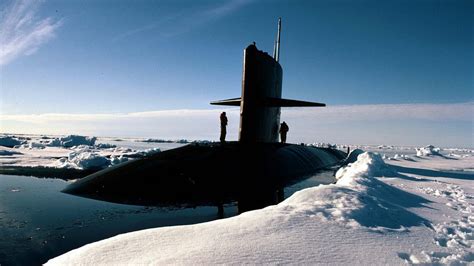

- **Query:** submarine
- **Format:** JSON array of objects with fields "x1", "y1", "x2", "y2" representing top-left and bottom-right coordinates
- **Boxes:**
[{"x1": 63, "y1": 19, "x2": 346, "y2": 211}]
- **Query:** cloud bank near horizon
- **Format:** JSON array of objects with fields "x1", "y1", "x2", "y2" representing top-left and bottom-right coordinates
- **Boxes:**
[
  {"x1": 1, "y1": 102, "x2": 472, "y2": 147},
  {"x1": 0, "y1": 0, "x2": 62, "y2": 66}
]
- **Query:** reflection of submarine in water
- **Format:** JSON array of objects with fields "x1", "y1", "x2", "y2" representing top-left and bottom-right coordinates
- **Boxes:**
[{"x1": 63, "y1": 19, "x2": 346, "y2": 211}]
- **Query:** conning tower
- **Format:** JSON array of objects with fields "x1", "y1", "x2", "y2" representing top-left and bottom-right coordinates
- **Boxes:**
[{"x1": 211, "y1": 18, "x2": 325, "y2": 143}]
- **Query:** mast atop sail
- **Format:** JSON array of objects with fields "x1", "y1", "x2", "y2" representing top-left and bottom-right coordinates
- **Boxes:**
[{"x1": 273, "y1": 18, "x2": 282, "y2": 62}]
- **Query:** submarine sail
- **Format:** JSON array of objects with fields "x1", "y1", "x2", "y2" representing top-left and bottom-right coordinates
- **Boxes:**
[{"x1": 211, "y1": 18, "x2": 325, "y2": 143}]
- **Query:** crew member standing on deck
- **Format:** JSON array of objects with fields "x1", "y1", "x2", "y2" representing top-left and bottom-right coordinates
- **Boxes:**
[
  {"x1": 279, "y1": 121, "x2": 289, "y2": 143},
  {"x1": 220, "y1": 112, "x2": 228, "y2": 143}
]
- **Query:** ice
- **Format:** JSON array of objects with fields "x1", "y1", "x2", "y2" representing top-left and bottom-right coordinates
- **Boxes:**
[
  {"x1": 377, "y1": 145, "x2": 394, "y2": 149},
  {"x1": 110, "y1": 155, "x2": 129, "y2": 165},
  {"x1": 111, "y1": 147, "x2": 134, "y2": 153},
  {"x1": 0, "y1": 135, "x2": 165, "y2": 173},
  {"x1": 53, "y1": 135, "x2": 97, "y2": 148},
  {"x1": 336, "y1": 151, "x2": 396, "y2": 183},
  {"x1": 0, "y1": 136, "x2": 25, "y2": 147},
  {"x1": 416, "y1": 145, "x2": 441, "y2": 156},
  {"x1": 17, "y1": 142, "x2": 47, "y2": 149},
  {"x1": 11, "y1": 135, "x2": 98, "y2": 149},
  {"x1": 54, "y1": 149, "x2": 111, "y2": 170},
  {"x1": 95, "y1": 143, "x2": 117, "y2": 149},
  {"x1": 307, "y1": 142, "x2": 337, "y2": 149},
  {"x1": 383, "y1": 153, "x2": 414, "y2": 161},
  {"x1": 130, "y1": 147, "x2": 161, "y2": 157},
  {"x1": 50, "y1": 146, "x2": 160, "y2": 170}
]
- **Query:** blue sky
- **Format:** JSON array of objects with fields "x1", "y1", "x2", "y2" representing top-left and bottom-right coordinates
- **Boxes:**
[{"x1": 0, "y1": 0, "x2": 473, "y2": 146}]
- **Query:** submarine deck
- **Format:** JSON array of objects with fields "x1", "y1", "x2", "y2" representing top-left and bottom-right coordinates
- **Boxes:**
[{"x1": 63, "y1": 142, "x2": 346, "y2": 206}]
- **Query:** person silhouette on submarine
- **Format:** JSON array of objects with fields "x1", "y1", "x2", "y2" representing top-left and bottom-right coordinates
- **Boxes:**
[
  {"x1": 279, "y1": 121, "x2": 289, "y2": 143},
  {"x1": 220, "y1": 112, "x2": 228, "y2": 143}
]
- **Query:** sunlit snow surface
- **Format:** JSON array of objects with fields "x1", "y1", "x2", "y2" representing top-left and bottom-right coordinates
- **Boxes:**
[
  {"x1": 0, "y1": 134, "x2": 184, "y2": 173},
  {"x1": 43, "y1": 142, "x2": 473, "y2": 265}
]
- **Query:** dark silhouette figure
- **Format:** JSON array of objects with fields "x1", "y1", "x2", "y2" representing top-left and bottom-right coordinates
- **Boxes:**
[
  {"x1": 220, "y1": 112, "x2": 228, "y2": 143},
  {"x1": 279, "y1": 121, "x2": 289, "y2": 143}
]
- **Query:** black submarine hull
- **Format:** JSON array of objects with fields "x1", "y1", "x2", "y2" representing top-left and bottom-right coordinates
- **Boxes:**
[{"x1": 63, "y1": 142, "x2": 346, "y2": 207}]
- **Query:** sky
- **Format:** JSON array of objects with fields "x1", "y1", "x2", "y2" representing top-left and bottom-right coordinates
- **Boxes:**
[{"x1": 0, "y1": 0, "x2": 473, "y2": 147}]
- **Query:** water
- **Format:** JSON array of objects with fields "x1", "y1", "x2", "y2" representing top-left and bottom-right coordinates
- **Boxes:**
[{"x1": 0, "y1": 169, "x2": 336, "y2": 265}]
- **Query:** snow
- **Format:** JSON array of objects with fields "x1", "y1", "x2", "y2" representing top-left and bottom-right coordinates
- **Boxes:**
[
  {"x1": 47, "y1": 150, "x2": 474, "y2": 265},
  {"x1": 416, "y1": 145, "x2": 442, "y2": 157},
  {"x1": 307, "y1": 142, "x2": 337, "y2": 149},
  {"x1": 335, "y1": 152, "x2": 397, "y2": 183},
  {"x1": 50, "y1": 146, "x2": 161, "y2": 170},
  {"x1": 12, "y1": 135, "x2": 98, "y2": 148},
  {"x1": 53, "y1": 148, "x2": 111, "y2": 170},
  {"x1": 0, "y1": 135, "x2": 166, "y2": 171},
  {"x1": 94, "y1": 143, "x2": 117, "y2": 149},
  {"x1": 17, "y1": 141, "x2": 47, "y2": 149},
  {"x1": 54, "y1": 135, "x2": 97, "y2": 148}
]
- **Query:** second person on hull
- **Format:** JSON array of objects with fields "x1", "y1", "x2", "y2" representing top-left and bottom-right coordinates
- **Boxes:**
[{"x1": 279, "y1": 121, "x2": 289, "y2": 143}]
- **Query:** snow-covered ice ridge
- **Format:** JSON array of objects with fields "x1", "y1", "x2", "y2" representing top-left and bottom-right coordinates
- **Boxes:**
[
  {"x1": 0, "y1": 134, "x2": 162, "y2": 171},
  {"x1": 47, "y1": 150, "x2": 473, "y2": 265}
]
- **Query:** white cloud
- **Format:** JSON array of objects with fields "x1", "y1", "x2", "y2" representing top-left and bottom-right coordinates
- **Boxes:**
[
  {"x1": 114, "y1": 0, "x2": 253, "y2": 41},
  {"x1": 1, "y1": 102, "x2": 472, "y2": 147},
  {"x1": 0, "y1": 0, "x2": 62, "y2": 65},
  {"x1": 282, "y1": 102, "x2": 473, "y2": 122}
]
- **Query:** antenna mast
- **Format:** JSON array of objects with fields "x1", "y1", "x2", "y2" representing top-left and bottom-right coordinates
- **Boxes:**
[{"x1": 273, "y1": 18, "x2": 282, "y2": 62}]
